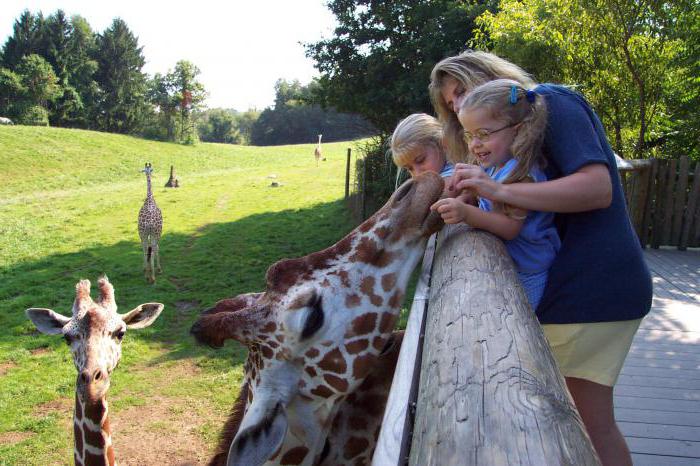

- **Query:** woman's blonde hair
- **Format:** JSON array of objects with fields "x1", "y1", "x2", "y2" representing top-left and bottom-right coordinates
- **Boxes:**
[
  {"x1": 459, "y1": 79, "x2": 547, "y2": 185},
  {"x1": 429, "y1": 50, "x2": 537, "y2": 163},
  {"x1": 390, "y1": 113, "x2": 445, "y2": 168}
]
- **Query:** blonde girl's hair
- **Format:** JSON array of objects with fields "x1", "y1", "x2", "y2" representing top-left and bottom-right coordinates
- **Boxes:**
[
  {"x1": 390, "y1": 113, "x2": 445, "y2": 168},
  {"x1": 429, "y1": 50, "x2": 537, "y2": 163},
  {"x1": 459, "y1": 79, "x2": 548, "y2": 185}
]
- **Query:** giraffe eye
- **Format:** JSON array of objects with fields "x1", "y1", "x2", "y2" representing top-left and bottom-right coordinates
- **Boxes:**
[
  {"x1": 301, "y1": 294, "x2": 324, "y2": 340},
  {"x1": 114, "y1": 329, "x2": 126, "y2": 341},
  {"x1": 63, "y1": 333, "x2": 74, "y2": 345}
]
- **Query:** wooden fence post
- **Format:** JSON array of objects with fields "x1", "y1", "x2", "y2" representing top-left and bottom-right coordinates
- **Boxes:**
[
  {"x1": 680, "y1": 163, "x2": 700, "y2": 250},
  {"x1": 408, "y1": 225, "x2": 600, "y2": 466},
  {"x1": 345, "y1": 148, "x2": 351, "y2": 200}
]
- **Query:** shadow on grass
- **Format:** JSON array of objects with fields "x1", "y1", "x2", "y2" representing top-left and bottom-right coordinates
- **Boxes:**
[{"x1": 0, "y1": 199, "x2": 356, "y2": 367}]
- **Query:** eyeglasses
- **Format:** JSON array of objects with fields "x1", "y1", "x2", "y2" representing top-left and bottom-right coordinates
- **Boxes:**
[{"x1": 463, "y1": 123, "x2": 517, "y2": 143}]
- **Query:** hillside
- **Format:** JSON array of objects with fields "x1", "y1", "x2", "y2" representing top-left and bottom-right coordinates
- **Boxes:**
[{"x1": 0, "y1": 125, "x2": 362, "y2": 464}]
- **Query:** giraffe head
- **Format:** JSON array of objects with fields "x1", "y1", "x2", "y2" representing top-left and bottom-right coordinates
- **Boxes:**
[
  {"x1": 141, "y1": 162, "x2": 154, "y2": 176},
  {"x1": 26, "y1": 276, "x2": 164, "y2": 403},
  {"x1": 191, "y1": 172, "x2": 444, "y2": 466}
]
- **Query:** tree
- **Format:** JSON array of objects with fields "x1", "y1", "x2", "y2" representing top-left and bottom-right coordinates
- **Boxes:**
[
  {"x1": 305, "y1": 0, "x2": 497, "y2": 134},
  {"x1": 92, "y1": 18, "x2": 148, "y2": 133},
  {"x1": 170, "y1": 60, "x2": 207, "y2": 144},
  {"x1": 0, "y1": 67, "x2": 25, "y2": 118},
  {"x1": 1, "y1": 10, "x2": 45, "y2": 69},
  {"x1": 474, "y1": 0, "x2": 694, "y2": 159},
  {"x1": 198, "y1": 108, "x2": 239, "y2": 143},
  {"x1": 14, "y1": 54, "x2": 61, "y2": 125}
]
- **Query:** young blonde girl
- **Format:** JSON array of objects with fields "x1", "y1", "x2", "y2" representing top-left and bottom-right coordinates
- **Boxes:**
[
  {"x1": 432, "y1": 79, "x2": 560, "y2": 310},
  {"x1": 390, "y1": 113, "x2": 454, "y2": 179},
  {"x1": 429, "y1": 50, "x2": 652, "y2": 466}
]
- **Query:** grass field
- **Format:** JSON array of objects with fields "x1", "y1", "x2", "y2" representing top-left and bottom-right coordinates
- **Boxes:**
[{"x1": 0, "y1": 125, "x2": 376, "y2": 465}]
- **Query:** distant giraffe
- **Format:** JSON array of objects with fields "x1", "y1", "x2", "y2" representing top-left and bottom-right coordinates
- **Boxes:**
[
  {"x1": 26, "y1": 276, "x2": 164, "y2": 466},
  {"x1": 314, "y1": 134, "x2": 322, "y2": 166},
  {"x1": 138, "y1": 163, "x2": 163, "y2": 283},
  {"x1": 191, "y1": 172, "x2": 445, "y2": 466}
]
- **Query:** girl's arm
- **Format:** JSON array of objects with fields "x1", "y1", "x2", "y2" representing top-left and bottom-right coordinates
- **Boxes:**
[
  {"x1": 449, "y1": 163, "x2": 612, "y2": 213},
  {"x1": 431, "y1": 198, "x2": 525, "y2": 241}
]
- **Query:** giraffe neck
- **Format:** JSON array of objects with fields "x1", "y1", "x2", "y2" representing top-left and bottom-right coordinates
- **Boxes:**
[
  {"x1": 145, "y1": 173, "x2": 153, "y2": 201},
  {"x1": 74, "y1": 393, "x2": 115, "y2": 466}
]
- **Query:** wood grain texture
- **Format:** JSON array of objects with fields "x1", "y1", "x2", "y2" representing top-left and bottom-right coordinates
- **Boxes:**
[
  {"x1": 373, "y1": 235, "x2": 437, "y2": 466},
  {"x1": 408, "y1": 225, "x2": 599, "y2": 466}
]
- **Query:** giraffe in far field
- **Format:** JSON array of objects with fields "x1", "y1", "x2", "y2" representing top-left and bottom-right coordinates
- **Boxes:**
[
  {"x1": 191, "y1": 172, "x2": 445, "y2": 466},
  {"x1": 26, "y1": 276, "x2": 164, "y2": 466},
  {"x1": 314, "y1": 134, "x2": 322, "y2": 166},
  {"x1": 138, "y1": 162, "x2": 163, "y2": 283}
]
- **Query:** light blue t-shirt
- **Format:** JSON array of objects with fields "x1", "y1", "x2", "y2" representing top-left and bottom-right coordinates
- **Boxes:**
[
  {"x1": 440, "y1": 162, "x2": 455, "y2": 178},
  {"x1": 478, "y1": 158, "x2": 560, "y2": 275}
]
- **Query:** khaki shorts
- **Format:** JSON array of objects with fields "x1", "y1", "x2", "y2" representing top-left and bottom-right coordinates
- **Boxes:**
[{"x1": 542, "y1": 318, "x2": 643, "y2": 387}]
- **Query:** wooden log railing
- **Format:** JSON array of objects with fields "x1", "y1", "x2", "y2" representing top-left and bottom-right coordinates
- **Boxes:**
[{"x1": 374, "y1": 226, "x2": 601, "y2": 466}]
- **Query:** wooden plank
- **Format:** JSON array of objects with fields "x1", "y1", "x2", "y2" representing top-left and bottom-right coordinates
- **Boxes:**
[
  {"x1": 618, "y1": 421, "x2": 700, "y2": 442},
  {"x1": 626, "y1": 436, "x2": 700, "y2": 458},
  {"x1": 672, "y1": 156, "x2": 690, "y2": 245},
  {"x1": 652, "y1": 161, "x2": 667, "y2": 248},
  {"x1": 662, "y1": 158, "x2": 678, "y2": 245},
  {"x1": 620, "y1": 365, "x2": 700, "y2": 380},
  {"x1": 614, "y1": 384, "x2": 700, "y2": 401},
  {"x1": 640, "y1": 159, "x2": 658, "y2": 247},
  {"x1": 634, "y1": 328, "x2": 700, "y2": 344},
  {"x1": 631, "y1": 454, "x2": 700, "y2": 466},
  {"x1": 409, "y1": 227, "x2": 599, "y2": 466},
  {"x1": 617, "y1": 374, "x2": 700, "y2": 390},
  {"x1": 682, "y1": 163, "x2": 700, "y2": 249},
  {"x1": 616, "y1": 407, "x2": 700, "y2": 426},
  {"x1": 614, "y1": 395, "x2": 700, "y2": 413},
  {"x1": 623, "y1": 357, "x2": 699, "y2": 371},
  {"x1": 373, "y1": 234, "x2": 437, "y2": 466}
]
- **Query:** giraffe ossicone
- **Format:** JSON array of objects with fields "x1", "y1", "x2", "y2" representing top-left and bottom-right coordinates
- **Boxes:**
[
  {"x1": 191, "y1": 172, "x2": 445, "y2": 466},
  {"x1": 26, "y1": 276, "x2": 164, "y2": 466},
  {"x1": 138, "y1": 162, "x2": 163, "y2": 283}
]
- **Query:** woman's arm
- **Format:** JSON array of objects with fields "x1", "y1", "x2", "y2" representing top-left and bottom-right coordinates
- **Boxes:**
[
  {"x1": 431, "y1": 198, "x2": 525, "y2": 241},
  {"x1": 449, "y1": 163, "x2": 612, "y2": 213}
]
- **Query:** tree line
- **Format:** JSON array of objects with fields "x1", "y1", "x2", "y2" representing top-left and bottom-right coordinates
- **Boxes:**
[
  {"x1": 0, "y1": 9, "x2": 375, "y2": 146},
  {"x1": 306, "y1": 0, "x2": 698, "y2": 161}
]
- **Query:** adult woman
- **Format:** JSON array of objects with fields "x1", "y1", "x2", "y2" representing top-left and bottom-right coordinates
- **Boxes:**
[{"x1": 430, "y1": 50, "x2": 652, "y2": 466}]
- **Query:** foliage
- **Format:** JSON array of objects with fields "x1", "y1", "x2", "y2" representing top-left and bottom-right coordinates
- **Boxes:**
[
  {"x1": 249, "y1": 79, "x2": 375, "y2": 146},
  {"x1": 305, "y1": 0, "x2": 498, "y2": 134},
  {"x1": 473, "y1": 0, "x2": 698, "y2": 159},
  {"x1": 92, "y1": 18, "x2": 149, "y2": 134}
]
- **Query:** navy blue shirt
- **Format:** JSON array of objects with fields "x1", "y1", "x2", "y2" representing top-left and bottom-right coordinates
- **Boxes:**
[{"x1": 534, "y1": 84, "x2": 652, "y2": 324}]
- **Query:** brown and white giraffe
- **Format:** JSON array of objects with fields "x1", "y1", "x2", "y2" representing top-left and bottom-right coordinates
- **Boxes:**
[
  {"x1": 314, "y1": 134, "x2": 322, "y2": 166},
  {"x1": 138, "y1": 162, "x2": 163, "y2": 283},
  {"x1": 26, "y1": 276, "x2": 164, "y2": 466},
  {"x1": 191, "y1": 172, "x2": 445, "y2": 466}
]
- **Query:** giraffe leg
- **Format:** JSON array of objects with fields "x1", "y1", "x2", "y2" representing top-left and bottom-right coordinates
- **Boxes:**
[{"x1": 154, "y1": 242, "x2": 162, "y2": 273}]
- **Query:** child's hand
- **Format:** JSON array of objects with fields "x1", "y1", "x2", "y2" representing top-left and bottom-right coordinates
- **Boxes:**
[
  {"x1": 449, "y1": 163, "x2": 503, "y2": 201},
  {"x1": 431, "y1": 197, "x2": 474, "y2": 224}
]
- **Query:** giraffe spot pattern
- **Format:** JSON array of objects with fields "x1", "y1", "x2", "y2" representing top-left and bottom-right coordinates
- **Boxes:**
[
  {"x1": 344, "y1": 436, "x2": 370, "y2": 460},
  {"x1": 318, "y1": 348, "x2": 347, "y2": 374},
  {"x1": 345, "y1": 339, "x2": 369, "y2": 354},
  {"x1": 381, "y1": 273, "x2": 397, "y2": 292},
  {"x1": 323, "y1": 373, "x2": 349, "y2": 393},
  {"x1": 310, "y1": 384, "x2": 334, "y2": 398},
  {"x1": 345, "y1": 294, "x2": 361, "y2": 308},
  {"x1": 349, "y1": 313, "x2": 377, "y2": 337},
  {"x1": 280, "y1": 445, "x2": 309, "y2": 465},
  {"x1": 352, "y1": 353, "x2": 376, "y2": 380}
]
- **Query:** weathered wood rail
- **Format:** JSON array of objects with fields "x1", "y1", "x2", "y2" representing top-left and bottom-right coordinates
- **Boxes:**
[
  {"x1": 619, "y1": 156, "x2": 700, "y2": 250},
  {"x1": 374, "y1": 226, "x2": 600, "y2": 465}
]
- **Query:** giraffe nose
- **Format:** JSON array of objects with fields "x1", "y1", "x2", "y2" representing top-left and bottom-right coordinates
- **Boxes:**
[{"x1": 79, "y1": 368, "x2": 107, "y2": 385}]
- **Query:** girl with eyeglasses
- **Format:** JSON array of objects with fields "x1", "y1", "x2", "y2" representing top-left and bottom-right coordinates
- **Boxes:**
[
  {"x1": 432, "y1": 79, "x2": 560, "y2": 312},
  {"x1": 429, "y1": 50, "x2": 652, "y2": 466}
]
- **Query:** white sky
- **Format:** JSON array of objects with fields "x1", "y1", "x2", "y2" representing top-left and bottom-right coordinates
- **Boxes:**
[{"x1": 0, "y1": 0, "x2": 337, "y2": 110}]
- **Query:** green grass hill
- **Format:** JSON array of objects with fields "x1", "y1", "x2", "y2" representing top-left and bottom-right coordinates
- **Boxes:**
[{"x1": 0, "y1": 125, "x2": 364, "y2": 464}]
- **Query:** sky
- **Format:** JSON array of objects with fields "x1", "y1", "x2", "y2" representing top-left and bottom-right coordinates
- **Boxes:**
[{"x1": 0, "y1": 0, "x2": 337, "y2": 111}]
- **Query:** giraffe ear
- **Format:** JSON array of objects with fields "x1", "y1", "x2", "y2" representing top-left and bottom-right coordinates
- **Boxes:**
[
  {"x1": 26, "y1": 308, "x2": 71, "y2": 335},
  {"x1": 227, "y1": 401, "x2": 288, "y2": 466},
  {"x1": 121, "y1": 303, "x2": 164, "y2": 329}
]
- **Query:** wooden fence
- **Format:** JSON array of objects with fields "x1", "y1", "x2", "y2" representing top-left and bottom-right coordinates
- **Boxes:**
[
  {"x1": 619, "y1": 156, "x2": 700, "y2": 250},
  {"x1": 374, "y1": 227, "x2": 601, "y2": 465}
]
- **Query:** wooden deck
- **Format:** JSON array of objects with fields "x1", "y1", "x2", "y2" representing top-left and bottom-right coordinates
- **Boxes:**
[{"x1": 619, "y1": 248, "x2": 700, "y2": 466}]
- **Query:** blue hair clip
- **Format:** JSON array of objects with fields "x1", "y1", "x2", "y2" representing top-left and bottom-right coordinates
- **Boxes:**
[
  {"x1": 526, "y1": 89, "x2": 536, "y2": 103},
  {"x1": 509, "y1": 85, "x2": 518, "y2": 105}
]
